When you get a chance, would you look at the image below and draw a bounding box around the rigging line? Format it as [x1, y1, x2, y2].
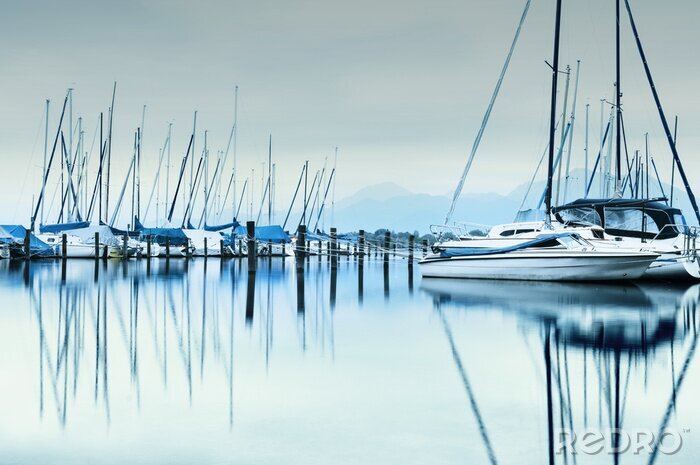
[623, 0, 700, 224]
[144, 132, 171, 223]
[313, 169, 336, 233]
[438, 310, 498, 465]
[445, 0, 532, 225]
[537, 122, 572, 209]
[515, 119, 562, 217]
[647, 326, 699, 465]
[283, 165, 306, 230]
[585, 120, 612, 198]
[650, 158, 667, 204]
[31, 93, 69, 231]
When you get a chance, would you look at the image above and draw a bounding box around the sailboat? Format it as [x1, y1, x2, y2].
[420, 0, 659, 281]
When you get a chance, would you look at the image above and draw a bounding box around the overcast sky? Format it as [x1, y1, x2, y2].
[2, 0, 699, 225]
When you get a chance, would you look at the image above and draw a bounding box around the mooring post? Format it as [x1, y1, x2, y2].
[297, 225, 306, 259]
[121, 234, 128, 259]
[330, 227, 338, 269]
[408, 234, 415, 263]
[146, 235, 152, 259]
[24, 229, 31, 260]
[165, 238, 171, 259]
[61, 233, 68, 261]
[247, 221, 256, 272]
[186, 238, 192, 259]
[383, 231, 390, 264]
[358, 229, 365, 257]
[102, 242, 108, 261]
[220, 239, 225, 258]
[422, 239, 428, 257]
[204, 237, 208, 259]
[94, 232, 100, 260]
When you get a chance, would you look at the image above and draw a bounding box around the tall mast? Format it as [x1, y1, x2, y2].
[554, 64, 571, 205]
[331, 146, 338, 227]
[562, 60, 581, 204]
[166, 122, 172, 224]
[268, 135, 272, 225]
[615, 0, 622, 194]
[544, 0, 564, 223]
[106, 82, 116, 224]
[232, 86, 238, 222]
[41, 99, 49, 225]
[190, 111, 197, 213]
[68, 88, 73, 220]
[584, 103, 589, 197]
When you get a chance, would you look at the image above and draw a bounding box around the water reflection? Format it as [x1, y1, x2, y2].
[422, 278, 700, 465]
[0, 260, 699, 464]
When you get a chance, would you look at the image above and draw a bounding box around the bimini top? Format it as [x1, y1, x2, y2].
[553, 197, 685, 240]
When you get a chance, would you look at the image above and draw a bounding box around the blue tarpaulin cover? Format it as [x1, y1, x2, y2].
[205, 221, 240, 232]
[39, 221, 90, 234]
[232, 225, 290, 243]
[0, 224, 53, 253]
[437, 233, 570, 258]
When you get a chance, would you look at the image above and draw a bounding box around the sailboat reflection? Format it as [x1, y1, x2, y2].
[422, 279, 699, 465]
[15, 259, 337, 428]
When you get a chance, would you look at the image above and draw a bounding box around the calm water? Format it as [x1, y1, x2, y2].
[0, 257, 698, 465]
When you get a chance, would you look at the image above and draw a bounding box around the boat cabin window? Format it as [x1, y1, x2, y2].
[558, 207, 602, 226]
[603, 207, 662, 239]
[500, 228, 536, 237]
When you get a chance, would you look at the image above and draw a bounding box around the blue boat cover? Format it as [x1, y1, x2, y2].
[232, 225, 290, 243]
[437, 233, 571, 258]
[0, 224, 52, 252]
[205, 220, 240, 232]
[39, 221, 91, 233]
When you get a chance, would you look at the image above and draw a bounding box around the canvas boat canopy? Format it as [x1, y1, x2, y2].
[553, 198, 686, 240]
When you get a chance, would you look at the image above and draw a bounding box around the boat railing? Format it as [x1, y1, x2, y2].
[646, 224, 700, 258]
[430, 222, 490, 240]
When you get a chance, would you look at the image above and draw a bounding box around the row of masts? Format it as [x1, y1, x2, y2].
[30, 85, 340, 234]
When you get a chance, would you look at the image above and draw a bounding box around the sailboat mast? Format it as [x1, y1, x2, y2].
[268, 135, 272, 225]
[615, 0, 622, 193]
[42, 99, 49, 225]
[232, 86, 238, 223]
[584, 103, 589, 197]
[544, 0, 563, 223]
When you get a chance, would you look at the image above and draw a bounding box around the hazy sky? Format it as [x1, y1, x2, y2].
[2, 0, 699, 225]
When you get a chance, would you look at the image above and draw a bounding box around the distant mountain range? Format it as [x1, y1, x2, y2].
[322, 169, 696, 235]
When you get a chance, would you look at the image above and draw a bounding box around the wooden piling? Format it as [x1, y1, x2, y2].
[220, 239, 225, 258]
[24, 229, 31, 260]
[61, 233, 68, 260]
[422, 239, 428, 257]
[408, 234, 414, 263]
[165, 238, 171, 259]
[297, 225, 306, 259]
[247, 221, 256, 271]
[94, 232, 100, 260]
[146, 235, 152, 259]
[383, 231, 390, 264]
[204, 237, 208, 259]
[122, 234, 128, 259]
[330, 227, 338, 269]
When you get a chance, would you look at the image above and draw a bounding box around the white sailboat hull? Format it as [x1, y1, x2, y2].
[419, 251, 657, 281]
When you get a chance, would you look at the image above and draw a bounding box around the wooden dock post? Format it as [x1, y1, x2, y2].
[422, 239, 428, 257]
[146, 235, 152, 259]
[165, 238, 171, 259]
[185, 238, 192, 259]
[358, 230, 365, 258]
[122, 234, 128, 259]
[297, 225, 306, 259]
[94, 232, 100, 260]
[330, 227, 338, 269]
[204, 237, 208, 259]
[24, 229, 31, 260]
[383, 231, 390, 264]
[61, 233, 68, 260]
[247, 221, 256, 272]
[408, 234, 415, 263]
